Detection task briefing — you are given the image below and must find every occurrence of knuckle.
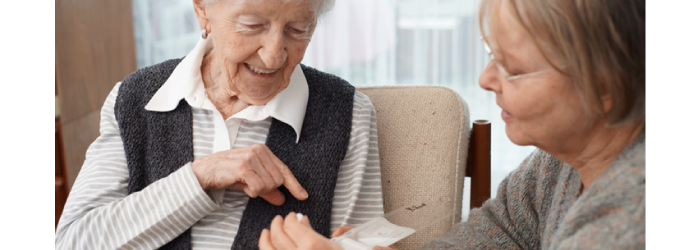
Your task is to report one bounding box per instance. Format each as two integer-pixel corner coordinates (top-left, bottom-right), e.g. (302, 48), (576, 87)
(252, 144), (267, 154)
(250, 186), (262, 195)
(242, 170), (257, 180)
(279, 165), (292, 174)
(264, 182), (275, 192)
(244, 150), (256, 160)
(273, 174), (284, 185)
(254, 181), (267, 192)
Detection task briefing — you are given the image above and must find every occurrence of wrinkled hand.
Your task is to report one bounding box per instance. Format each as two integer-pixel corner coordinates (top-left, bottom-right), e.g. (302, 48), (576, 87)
(329, 226), (400, 250)
(192, 144), (307, 206)
(259, 212), (343, 250)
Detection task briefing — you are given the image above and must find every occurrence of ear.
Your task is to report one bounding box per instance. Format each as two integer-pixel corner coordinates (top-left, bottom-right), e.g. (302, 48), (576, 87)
(601, 93), (613, 113)
(193, 0), (211, 32)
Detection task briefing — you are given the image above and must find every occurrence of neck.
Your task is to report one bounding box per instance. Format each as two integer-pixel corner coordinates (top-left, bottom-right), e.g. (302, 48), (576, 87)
(201, 52), (250, 119)
(544, 119), (644, 192)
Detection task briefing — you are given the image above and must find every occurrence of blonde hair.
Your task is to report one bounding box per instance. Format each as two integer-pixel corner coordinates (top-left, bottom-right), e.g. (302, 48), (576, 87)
(479, 0), (645, 125)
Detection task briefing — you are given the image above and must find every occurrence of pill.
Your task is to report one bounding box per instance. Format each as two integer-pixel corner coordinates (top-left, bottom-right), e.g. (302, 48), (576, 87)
(296, 213), (304, 222)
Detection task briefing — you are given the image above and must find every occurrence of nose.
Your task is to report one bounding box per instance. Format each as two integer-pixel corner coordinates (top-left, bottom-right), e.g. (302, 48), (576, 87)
(258, 30), (287, 69)
(479, 61), (502, 93)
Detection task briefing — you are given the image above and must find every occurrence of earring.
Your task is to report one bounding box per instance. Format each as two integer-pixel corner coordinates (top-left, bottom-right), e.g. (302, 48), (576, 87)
(201, 29), (208, 39)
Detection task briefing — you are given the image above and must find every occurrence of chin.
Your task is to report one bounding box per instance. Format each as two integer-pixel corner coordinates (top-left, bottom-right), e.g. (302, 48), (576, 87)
(241, 85), (279, 100)
(504, 125), (532, 146)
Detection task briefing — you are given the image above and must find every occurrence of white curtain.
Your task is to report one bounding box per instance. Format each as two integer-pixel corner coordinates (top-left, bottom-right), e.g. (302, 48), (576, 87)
(132, 0), (201, 68)
(131, 0), (536, 212)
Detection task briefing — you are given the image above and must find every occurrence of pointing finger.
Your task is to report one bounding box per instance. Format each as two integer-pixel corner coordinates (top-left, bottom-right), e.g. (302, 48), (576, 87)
(254, 145), (285, 186)
(262, 146), (308, 200)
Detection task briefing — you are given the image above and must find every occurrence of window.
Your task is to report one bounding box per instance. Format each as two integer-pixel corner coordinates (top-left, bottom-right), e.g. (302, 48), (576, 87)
(131, 0), (536, 214)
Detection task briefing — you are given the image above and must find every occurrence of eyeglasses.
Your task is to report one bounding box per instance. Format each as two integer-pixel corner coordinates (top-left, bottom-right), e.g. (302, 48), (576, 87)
(480, 37), (558, 82)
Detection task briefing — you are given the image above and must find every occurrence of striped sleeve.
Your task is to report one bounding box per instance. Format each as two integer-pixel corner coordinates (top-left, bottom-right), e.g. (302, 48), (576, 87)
(330, 91), (384, 229)
(54, 82), (219, 250)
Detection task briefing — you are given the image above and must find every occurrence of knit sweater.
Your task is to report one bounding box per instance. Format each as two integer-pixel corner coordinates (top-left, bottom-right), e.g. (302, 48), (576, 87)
(115, 59), (355, 250)
(423, 131), (645, 249)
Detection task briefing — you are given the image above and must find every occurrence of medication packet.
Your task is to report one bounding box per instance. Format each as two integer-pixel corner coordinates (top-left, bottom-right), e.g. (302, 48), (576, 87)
(330, 217), (415, 250)
(330, 199), (458, 250)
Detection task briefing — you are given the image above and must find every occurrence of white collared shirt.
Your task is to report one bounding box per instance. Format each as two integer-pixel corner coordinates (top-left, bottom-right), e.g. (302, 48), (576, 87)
(56, 36), (383, 250)
(145, 35), (309, 143)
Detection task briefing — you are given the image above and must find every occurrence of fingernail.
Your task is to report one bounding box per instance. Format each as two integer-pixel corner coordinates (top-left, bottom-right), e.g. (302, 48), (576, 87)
(301, 190), (308, 199)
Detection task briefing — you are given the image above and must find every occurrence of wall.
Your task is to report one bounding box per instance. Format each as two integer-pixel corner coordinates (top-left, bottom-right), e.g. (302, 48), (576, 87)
(55, 0), (137, 188)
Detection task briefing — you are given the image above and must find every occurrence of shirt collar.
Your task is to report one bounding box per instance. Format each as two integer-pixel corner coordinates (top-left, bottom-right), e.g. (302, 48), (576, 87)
(145, 35), (309, 143)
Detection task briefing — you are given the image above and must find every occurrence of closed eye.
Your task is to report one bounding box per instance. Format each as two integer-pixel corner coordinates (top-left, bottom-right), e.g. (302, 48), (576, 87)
(243, 24), (264, 30)
(286, 26), (306, 35)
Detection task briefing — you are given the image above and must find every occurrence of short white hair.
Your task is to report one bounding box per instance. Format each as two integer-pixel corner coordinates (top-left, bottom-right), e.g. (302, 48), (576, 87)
(202, 0), (335, 20)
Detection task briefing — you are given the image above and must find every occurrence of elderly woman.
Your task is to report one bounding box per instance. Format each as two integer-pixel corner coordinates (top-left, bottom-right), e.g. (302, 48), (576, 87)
(54, 0), (384, 249)
(259, 0), (645, 249)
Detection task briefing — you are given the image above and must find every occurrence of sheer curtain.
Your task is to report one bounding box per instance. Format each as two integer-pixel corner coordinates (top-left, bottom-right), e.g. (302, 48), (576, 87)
(131, 0), (535, 214)
(131, 0), (201, 68)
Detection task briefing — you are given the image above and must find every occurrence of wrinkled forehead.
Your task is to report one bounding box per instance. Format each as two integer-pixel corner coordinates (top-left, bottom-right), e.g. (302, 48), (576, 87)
(206, 0), (319, 24)
(219, 0), (321, 14)
(225, 0), (308, 6)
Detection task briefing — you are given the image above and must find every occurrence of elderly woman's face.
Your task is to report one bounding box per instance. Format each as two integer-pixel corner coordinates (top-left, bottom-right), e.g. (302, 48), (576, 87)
(195, 0), (316, 105)
(478, 1), (597, 150)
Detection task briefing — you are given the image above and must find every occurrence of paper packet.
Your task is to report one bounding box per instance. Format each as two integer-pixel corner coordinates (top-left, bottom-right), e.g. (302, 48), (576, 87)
(330, 217), (414, 249)
(330, 200), (458, 250)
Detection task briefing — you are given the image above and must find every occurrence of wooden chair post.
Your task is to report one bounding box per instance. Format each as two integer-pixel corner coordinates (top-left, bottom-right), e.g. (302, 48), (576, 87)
(466, 120), (491, 209)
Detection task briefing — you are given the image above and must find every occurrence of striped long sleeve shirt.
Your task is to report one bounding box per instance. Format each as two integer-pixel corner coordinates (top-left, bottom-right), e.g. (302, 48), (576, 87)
(55, 81), (384, 249)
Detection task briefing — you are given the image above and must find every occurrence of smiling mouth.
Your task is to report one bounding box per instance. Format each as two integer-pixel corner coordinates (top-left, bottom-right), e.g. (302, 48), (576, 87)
(245, 63), (278, 75)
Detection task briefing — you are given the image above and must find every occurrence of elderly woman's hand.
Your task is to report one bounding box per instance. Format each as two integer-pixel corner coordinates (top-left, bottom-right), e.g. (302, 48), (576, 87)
(191, 144), (307, 206)
(259, 212), (343, 250)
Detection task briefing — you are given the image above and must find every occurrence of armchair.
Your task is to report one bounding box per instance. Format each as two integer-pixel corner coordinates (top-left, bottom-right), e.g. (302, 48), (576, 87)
(357, 86), (490, 249)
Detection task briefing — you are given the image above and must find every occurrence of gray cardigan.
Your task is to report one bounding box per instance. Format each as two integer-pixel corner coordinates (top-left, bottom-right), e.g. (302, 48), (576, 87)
(114, 59), (356, 250)
(424, 131), (645, 249)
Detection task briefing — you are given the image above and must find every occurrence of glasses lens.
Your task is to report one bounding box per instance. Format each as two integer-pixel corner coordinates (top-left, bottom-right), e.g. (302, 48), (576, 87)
(481, 37), (512, 80)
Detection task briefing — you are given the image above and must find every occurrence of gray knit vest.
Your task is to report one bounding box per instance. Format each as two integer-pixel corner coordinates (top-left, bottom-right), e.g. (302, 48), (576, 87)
(114, 59), (355, 250)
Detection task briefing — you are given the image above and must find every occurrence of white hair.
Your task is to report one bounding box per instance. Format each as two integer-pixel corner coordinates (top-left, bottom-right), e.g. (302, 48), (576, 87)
(202, 0), (335, 20)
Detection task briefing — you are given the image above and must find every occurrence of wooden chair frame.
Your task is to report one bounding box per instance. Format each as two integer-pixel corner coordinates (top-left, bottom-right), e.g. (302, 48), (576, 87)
(466, 120), (491, 209)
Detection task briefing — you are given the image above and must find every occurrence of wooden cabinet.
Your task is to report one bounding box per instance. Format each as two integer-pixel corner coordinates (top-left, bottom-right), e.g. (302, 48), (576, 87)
(55, 0), (136, 227)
